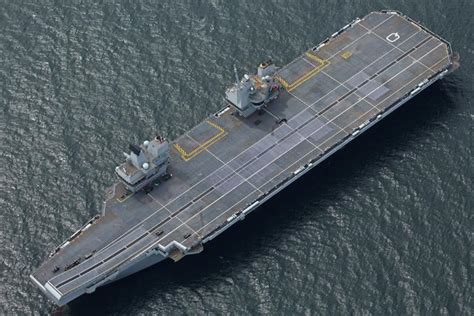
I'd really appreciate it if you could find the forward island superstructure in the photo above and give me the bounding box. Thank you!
[31,11,457,305]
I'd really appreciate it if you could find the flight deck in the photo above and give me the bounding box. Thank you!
[31,11,454,305]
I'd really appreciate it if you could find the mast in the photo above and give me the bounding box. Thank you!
[233,64,240,86]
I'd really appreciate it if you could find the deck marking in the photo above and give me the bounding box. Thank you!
[276,52,330,92]
[285,29,424,109]
[374,55,446,110]
[307,29,422,106]
[270,15,387,78]
[147,193,200,237]
[300,57,370,122]
[358,22,448,74]
[386,32,400,43]
[341,51,352,59]
[173,120,227,161]
[320,68,377,108]
[263,108,321,150]
[186,134,263,196]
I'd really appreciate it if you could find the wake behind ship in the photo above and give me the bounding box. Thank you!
[31,11,457,305]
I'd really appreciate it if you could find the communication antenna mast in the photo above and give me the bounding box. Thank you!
[233,64,240,85]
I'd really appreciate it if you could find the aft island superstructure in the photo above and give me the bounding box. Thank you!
[31,11,457,305]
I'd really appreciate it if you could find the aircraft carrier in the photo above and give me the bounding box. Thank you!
[31,11,457,305]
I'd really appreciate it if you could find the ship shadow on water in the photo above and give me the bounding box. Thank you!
[60,79,459,315]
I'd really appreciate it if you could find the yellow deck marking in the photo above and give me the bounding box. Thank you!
[174,121,227,161]
[341,51,352,59]
[276,52,330,92]
[304,52,326,64]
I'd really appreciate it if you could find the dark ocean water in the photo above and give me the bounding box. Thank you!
[1,1,472,315]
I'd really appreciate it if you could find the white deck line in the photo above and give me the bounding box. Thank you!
[306,28,423,105]
[358,22,448,74]
[302,57,354,95]
[277,15,392,77]
[317,68,381,115]
[275,63,449,186]
[373,54,447,109]
[283,28,424,114]
[417,49,450,72]
[315,15,394,63]
[317,37,445,108]
[147,193,199,237]
[262,107,321,150]
[289,29,426,129]
[276,15,396,110]
[186,133,263,197]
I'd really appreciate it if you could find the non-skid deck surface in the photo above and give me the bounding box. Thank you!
[33,12,451,297]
